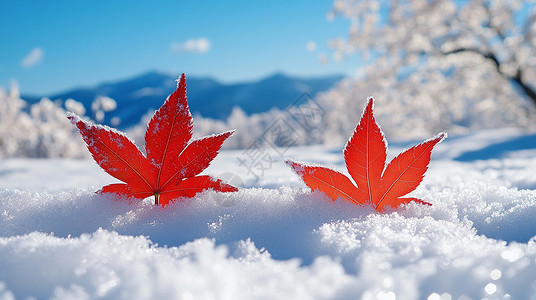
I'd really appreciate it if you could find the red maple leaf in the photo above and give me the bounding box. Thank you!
[287,97,446,212]
[69,73,237,206]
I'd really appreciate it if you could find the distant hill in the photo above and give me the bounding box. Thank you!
[22,71,344,129]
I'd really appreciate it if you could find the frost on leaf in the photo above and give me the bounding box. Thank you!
[287,97,446,213]
[69,73,237,206]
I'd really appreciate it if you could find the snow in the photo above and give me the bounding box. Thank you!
[1,128,536,299]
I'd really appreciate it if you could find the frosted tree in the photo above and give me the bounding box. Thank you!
[92,96,119,125]
[319,0,536,143]
[190,107,287,149]
[0,85,88,158]
[29,98,89,157]
[0,84,34,156]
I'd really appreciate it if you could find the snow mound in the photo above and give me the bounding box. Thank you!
[1,128,536,298]
[2,216,536,299]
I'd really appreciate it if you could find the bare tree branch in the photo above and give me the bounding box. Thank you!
[441,47,536,106]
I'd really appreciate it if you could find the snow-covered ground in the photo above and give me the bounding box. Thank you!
[1,127,536,299]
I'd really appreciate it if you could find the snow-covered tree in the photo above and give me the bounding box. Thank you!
[0,85,88,158]
[190,107,289,149]
[0,84,33,156]
[319,0,536,143]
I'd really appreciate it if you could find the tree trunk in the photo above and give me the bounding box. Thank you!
[512,72,536,107]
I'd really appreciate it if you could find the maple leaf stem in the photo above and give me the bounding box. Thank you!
[154,193,160,205]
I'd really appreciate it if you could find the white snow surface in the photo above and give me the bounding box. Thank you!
[1,127,536,299]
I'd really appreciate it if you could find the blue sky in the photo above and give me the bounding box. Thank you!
[0,0,358,95]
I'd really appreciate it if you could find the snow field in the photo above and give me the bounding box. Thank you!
[1,128,536,299]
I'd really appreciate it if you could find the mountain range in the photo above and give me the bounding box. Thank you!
[22,71,344,129]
